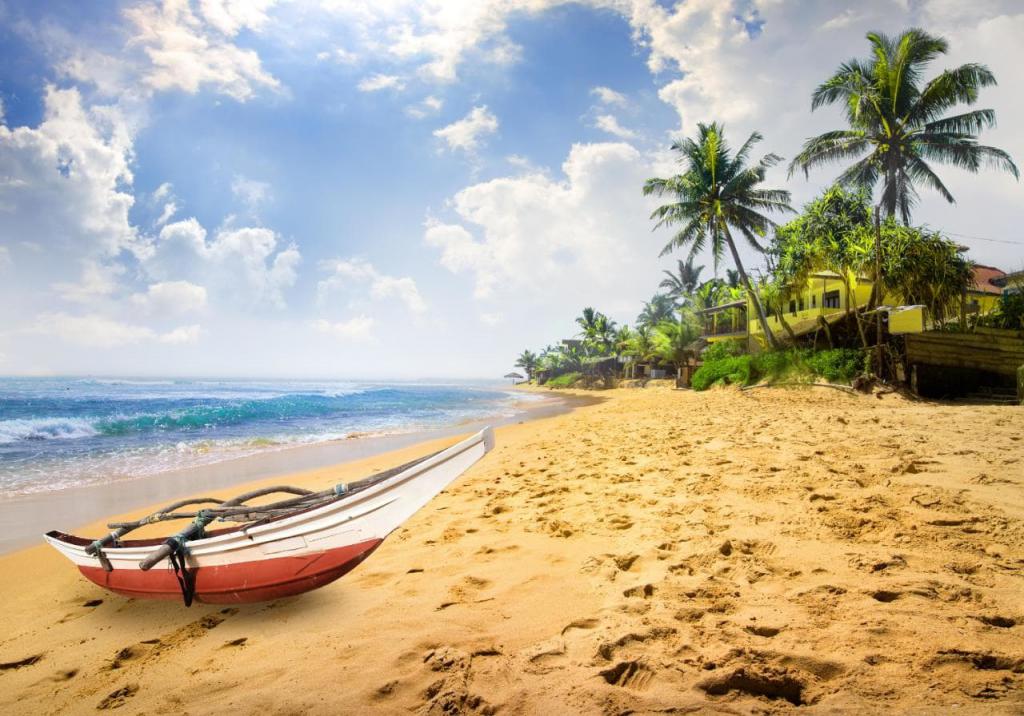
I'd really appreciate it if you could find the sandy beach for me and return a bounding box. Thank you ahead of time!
[1,385,1022,714]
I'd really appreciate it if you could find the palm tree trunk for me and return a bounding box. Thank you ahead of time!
[844,279,869,348]
[722,224,778,349]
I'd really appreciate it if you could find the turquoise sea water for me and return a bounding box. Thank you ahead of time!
[0,378,528,496]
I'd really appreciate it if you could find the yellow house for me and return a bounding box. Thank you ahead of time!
[699,265,1007,348]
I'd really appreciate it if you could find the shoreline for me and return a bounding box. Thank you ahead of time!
[0,391,599,555]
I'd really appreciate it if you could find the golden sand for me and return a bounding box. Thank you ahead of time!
[0,385,1022,714]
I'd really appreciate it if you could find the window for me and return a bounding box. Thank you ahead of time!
[798,298,805,311]
[789,299,797,314]
[812,295,816,308]
[823,290,841,309]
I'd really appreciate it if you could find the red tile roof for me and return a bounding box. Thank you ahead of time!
[971,265,1006,295]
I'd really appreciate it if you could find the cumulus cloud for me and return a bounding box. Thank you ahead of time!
[425,141,664,305]
[434,105,498,153]
[151,219,300,308]
[31,312,201,348]
[594,114,636,140]
[116,0,282,101]
[131,280,208,315]
[319,0,541,82]
[317,258,427,314]
[357,74,405,92]
[0,85,140,260]
[591,86,628,107]
[311,316,375,341]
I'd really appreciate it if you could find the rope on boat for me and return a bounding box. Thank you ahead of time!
[117,447,446,583]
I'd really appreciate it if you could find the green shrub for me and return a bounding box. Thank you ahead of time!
[547,372,582,388]
[691,355,753,391]
[803,348,863,382]
[691,347,864,391]
[703,338,746,362]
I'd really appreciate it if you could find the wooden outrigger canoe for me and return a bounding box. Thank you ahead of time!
[45,427,494,605]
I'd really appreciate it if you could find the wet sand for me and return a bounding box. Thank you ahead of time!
[0,392,587,554]
[0,385,1021,714]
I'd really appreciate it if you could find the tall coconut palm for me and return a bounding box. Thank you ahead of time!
[659,257,705,303]
[644,122,792,348]
[790,28,1018,222]
[515,350,539,381]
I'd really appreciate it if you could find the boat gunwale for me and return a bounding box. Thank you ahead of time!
[45,427,490,558]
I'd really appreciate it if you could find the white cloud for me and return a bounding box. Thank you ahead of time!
[156,201,178,226]
[320,0,543,83]
[590,86,627,107]
[594,114,636,140]
[152,219,300,308]
[405,95,444,118]
[0,246,10,270]
[317,47,359,64]
[120,0,281,101]
[153,182,173,201]
[317,258,426,314]
[158,323,202,344]
[479,311,501,326]
[312,316,375,341]
[31,312,200,348]
[357,73,406,92]
[0,86,141,260]
[52,260,125,304]
[231,175,271,211]
[433,105,498,153]
[131,281,208,315]
[425,141,664,304]
[198,0,277,37]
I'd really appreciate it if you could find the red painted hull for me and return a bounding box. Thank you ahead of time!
[77,538,383,604]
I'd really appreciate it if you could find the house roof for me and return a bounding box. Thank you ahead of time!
[971,265,1006,295]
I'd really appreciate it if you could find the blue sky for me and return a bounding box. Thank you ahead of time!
[1,1,1022,378]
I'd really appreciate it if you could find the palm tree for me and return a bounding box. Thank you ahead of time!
[625,325,656,365]
[644,122,792,348]
[613,325,633,358]
[515,350,539,381]
[636,293,677,328]
[659,257,705,303]
[653,312,701,373]
[725,269,741,288]
[790,28,1018,222]
[575,307,616,355]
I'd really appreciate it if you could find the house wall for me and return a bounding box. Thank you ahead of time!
[740,273,1002,341]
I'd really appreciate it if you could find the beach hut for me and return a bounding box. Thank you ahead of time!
[504,371,525,384]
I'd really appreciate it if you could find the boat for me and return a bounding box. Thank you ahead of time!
[45,427,494,605]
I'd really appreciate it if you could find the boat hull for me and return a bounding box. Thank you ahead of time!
[76,538,383,604]
[45,427,493,604]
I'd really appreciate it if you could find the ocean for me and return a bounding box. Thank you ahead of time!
[0,377,533,497]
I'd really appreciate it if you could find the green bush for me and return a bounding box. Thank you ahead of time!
[691,348,864,391]
[703,338,746,362]
[691,355,753,391]
[803,348,863,382]
[547,372,582,388]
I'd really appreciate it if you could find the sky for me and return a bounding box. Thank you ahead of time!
[0,0,1022,380]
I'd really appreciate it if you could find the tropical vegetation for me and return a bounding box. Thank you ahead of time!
[510,27,1017,391]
